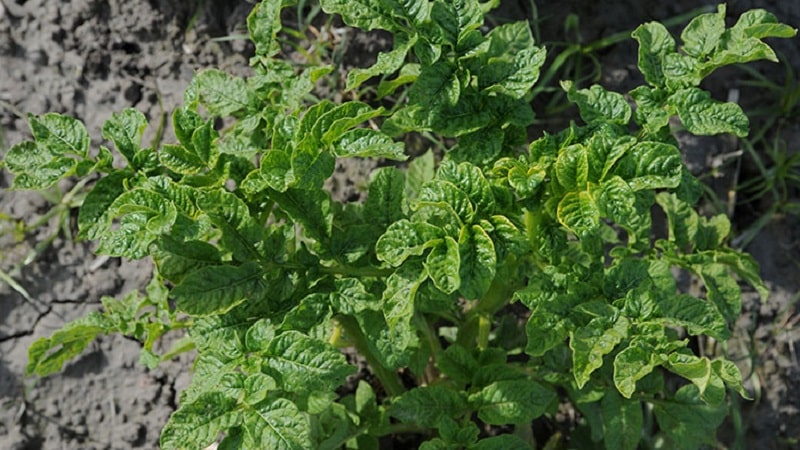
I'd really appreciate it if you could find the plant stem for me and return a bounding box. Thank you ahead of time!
[336,315,406,397]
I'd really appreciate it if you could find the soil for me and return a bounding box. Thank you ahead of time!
[0,1,798,449]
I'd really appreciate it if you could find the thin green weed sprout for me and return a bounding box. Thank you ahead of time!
[734,134,800,248]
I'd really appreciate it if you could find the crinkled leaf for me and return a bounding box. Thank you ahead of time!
[666,353,725,405]
[562,81,631,125]
[437,160,495,215]
[160,392,241,450]
[614,340,658,398]
[98,189,178,258]
[555,143,588,191]
[417,179,475,226]
[632,21,676,88]
[316,102,384,144]
[681,4,726,58]
[153,238,222,284]
[557,191,600,236]
[243,398,311,450]
[320,0,397,31]
[390,386,467,427]
[616,141,682,191]
[656,293,731,340]
[102,108,147,165]
[470,379,555,425]
[698,263,741,324]
[77,171,129,240]
[26,312,116,376]
[271,188,333,243]
[670,87,749,137]
[247,0,284,57]
[263,331,355,393]
[28,112,90,157]
[191,69,253,117]
[411,61,461,109]
[172,262,265,316]
[376,219,444,266]
[458,224,495,300]
[332,128,406,160]
[652,385,727,450]
[364,167,406,228]
[382,262,425,350]
[347,33,417,90]
[425,236,461,294]
[5,141,77,190]
[571,316,629,388]
[601,391,643,450]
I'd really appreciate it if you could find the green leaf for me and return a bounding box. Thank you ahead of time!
[26,312,116,376]
[666,353,725,405]
[479,22,545,99]
[390,386,468,427]
[458,224,496,300]
[616,141,682,191]
[320,0,396,31]
[437,344,479,385]
[601,391,643,450]
[291,139,336,190]
[410,61,460,109]
[406,150,436,202]
[198,189,263,263]
[656,294,731,340]
[5,141,76,190]
[263,331,355,393]
[271,188,333,243]
[160,392,241,450]
[562,81,631,125]
[652,385,727,450]
[77,171,129,240]
[172,262,266,316]
[557,191,600,236]
[243,398,312,449]
[376,219,444,266]
[153,238,222,284]
[382,262,425,349]
[160,144,208,175]
[425,236,461,294]
[98,189,179,258]
[555,143,588,191]
[102,108,147,165]
[437,160,495,215]
[430,0,482,46]
[331,128,406,160]
[632,22,676,88]
[190,69,253,117]
[364,167,406,228]
[316,102,384,144]
[670,87,749,137]
[470,379,555,425]
[347,33,417,90]
[418,180,475,226]
[247,0,284,58]
[471,434,531,450]
[681,4,726,58]
[571,316,629,388]
[698,263,741,324]
[28,112,90,157]
[614,340,658,398]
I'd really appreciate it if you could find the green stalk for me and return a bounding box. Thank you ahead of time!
[337,315,406,397]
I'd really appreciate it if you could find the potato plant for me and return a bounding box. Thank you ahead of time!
[2,1,796,449]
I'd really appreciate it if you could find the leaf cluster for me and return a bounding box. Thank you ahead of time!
[4,1,795,449]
